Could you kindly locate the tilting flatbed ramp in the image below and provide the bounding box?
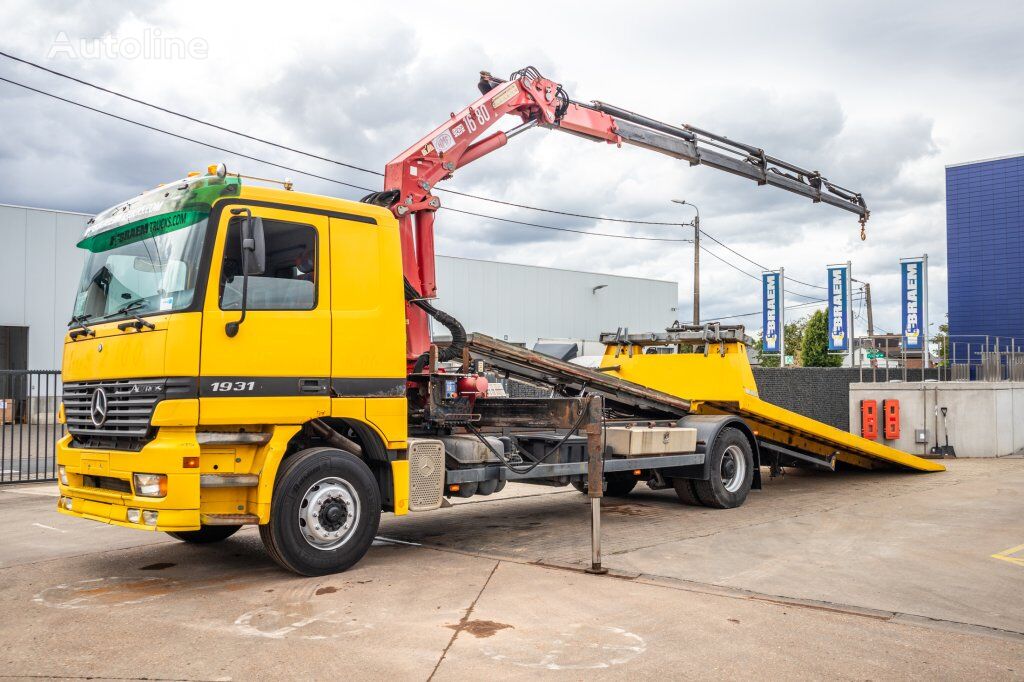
[467,332,943,473]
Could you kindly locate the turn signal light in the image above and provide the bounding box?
[182,456,200,469]
[633,470,642,476]
[448,484,461,493]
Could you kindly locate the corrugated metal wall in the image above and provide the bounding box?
[435,255,678,348]
[0,204,679,369]
[0,205,91,370]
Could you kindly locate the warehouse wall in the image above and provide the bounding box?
[434,255,678,349]
[0,204,91,370]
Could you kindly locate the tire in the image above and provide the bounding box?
[259,447,381,576]
[672,477,703,506]
[692,428,754,509]
[571,472,638,497]
[166,525,241,544]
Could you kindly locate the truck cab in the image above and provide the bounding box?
[57,166,411,574]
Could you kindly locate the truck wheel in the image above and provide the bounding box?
[692,428,754,509]
[672,478,703,506]
[166,525,241,544]
[259,447,381,576]
[571,472,638,497]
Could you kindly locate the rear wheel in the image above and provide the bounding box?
[692,428,754,509]
[166,525,241,544]
[260,447,381,576]
[571,472,638,497]
[672,477,703,506]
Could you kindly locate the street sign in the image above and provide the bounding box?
[866,350,884,359]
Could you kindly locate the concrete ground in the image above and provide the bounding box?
[1,458,1022,680]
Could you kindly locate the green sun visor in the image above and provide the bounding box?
[78,173,241,253]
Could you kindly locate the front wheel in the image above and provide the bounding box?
[166,524,241,544]
[260,447,381,576]
[691,428,754,509]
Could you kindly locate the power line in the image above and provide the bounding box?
[0,50,863,288]
[697,244,828,302]
[701,298,828,323]
[0,50,684,227]
[0,75,693,244]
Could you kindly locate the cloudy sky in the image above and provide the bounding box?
[1,1,1022,336]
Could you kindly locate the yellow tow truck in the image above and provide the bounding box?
[55,66,940,576]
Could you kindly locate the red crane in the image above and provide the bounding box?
[372,67,869,363]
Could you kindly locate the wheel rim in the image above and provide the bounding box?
[720,444,747,493]
[298,477,360,551]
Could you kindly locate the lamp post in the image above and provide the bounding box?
[671,199,700,325]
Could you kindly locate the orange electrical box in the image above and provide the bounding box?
[861,399,878,440]
[883,399,900,440]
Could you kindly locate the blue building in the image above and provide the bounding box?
[945,153,1024,355]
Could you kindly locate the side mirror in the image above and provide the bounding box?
[241,216,266,276]
[226,209,264,338]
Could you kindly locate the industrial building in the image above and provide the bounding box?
[946,152,1024,352]
[0,203,679,370]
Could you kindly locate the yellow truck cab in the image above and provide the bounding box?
[57,166,411,574]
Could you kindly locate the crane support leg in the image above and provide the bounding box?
[585,396,608,575]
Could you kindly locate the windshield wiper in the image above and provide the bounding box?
[101,298,148,320]
[105,299,156,332]
[68,314,95,340]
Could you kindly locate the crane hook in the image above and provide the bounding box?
[859,216,868,241]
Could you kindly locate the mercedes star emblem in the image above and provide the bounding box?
[90,388,109,427]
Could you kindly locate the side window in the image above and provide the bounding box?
[219,218,317,311]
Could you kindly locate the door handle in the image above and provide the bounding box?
[299,378,328,394]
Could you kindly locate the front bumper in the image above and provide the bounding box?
[55,428,202,532]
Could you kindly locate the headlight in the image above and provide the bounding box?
[127,508,141,523]
[58,465,68,486]
[133,473,167,498]
[63,496,73,511]
[142,510,159,526]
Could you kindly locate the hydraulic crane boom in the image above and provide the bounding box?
[373,66,870,361]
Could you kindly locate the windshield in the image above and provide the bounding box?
[72,171,240,323]
[73,219,209,320]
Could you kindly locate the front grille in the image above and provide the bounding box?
[63,377,196,450]
[82,474,132,493]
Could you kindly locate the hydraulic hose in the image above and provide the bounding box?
[404,278,466,368]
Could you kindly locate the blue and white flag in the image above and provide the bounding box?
[901,257,926,350]
[762,272,781,353]
[827,264,850,351]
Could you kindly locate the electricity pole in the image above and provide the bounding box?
[671,199,700,325]
[863,282,875,337]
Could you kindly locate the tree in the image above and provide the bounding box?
[801,309,843,367]
[756,317,808,367]
[931,322,949,367]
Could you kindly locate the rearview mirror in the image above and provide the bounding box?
[241,216,265,276]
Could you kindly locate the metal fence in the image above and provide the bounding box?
[1,370,63,484]
[947,336,1024,382]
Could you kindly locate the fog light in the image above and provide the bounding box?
[63,496,73,511]
[133,473,167,498]
[126,508,141,523]
[58,465,68,486]
[142,510,159,526]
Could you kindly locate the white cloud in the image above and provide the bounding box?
[0,0,1020,338]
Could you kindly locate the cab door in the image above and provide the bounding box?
[199,205,331,425]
